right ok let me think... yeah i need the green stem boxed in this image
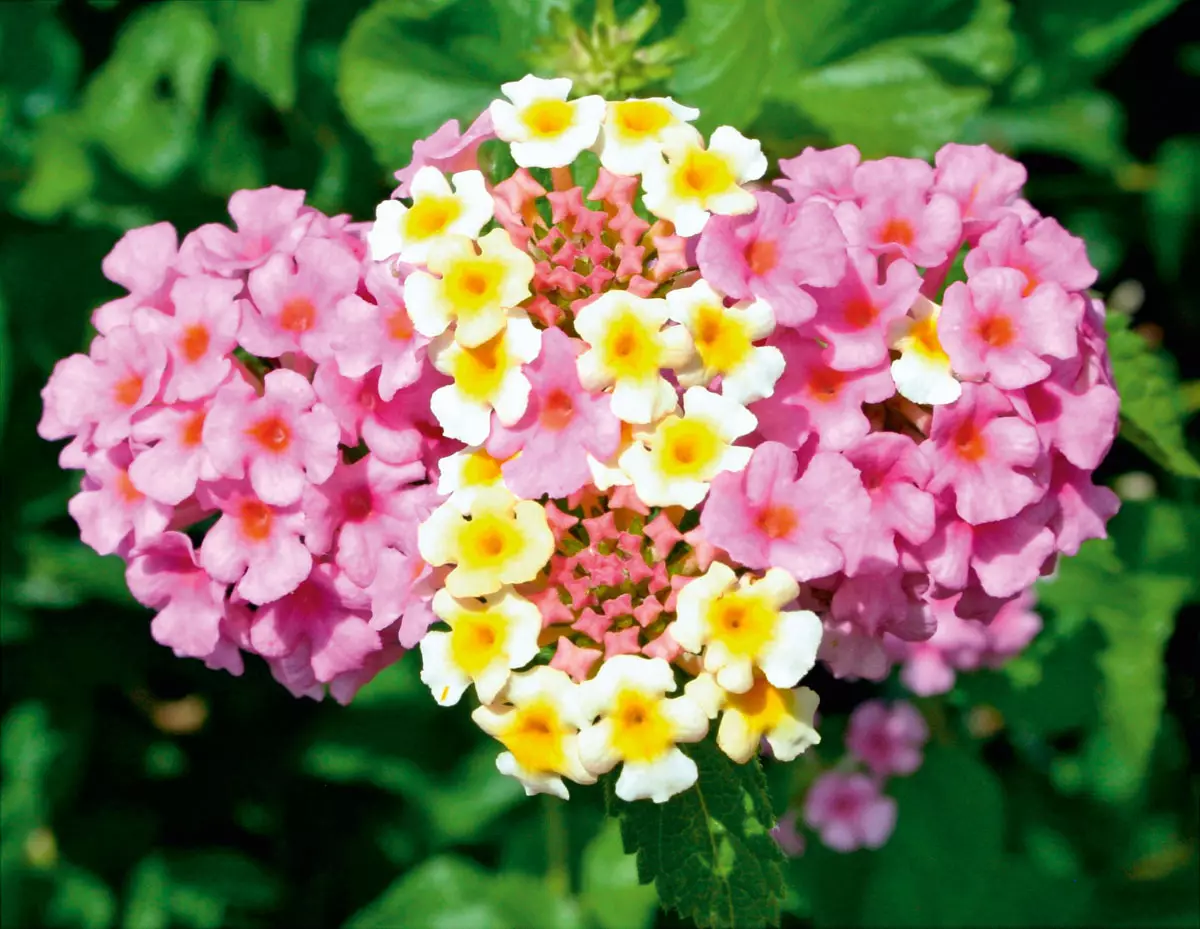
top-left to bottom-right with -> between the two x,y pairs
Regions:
544,795 -> 569,897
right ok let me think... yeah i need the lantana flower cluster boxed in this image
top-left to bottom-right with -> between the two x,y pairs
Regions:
40,75 -> 1119,807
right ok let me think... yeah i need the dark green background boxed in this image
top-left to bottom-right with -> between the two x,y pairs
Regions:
1,1 -> 1197,927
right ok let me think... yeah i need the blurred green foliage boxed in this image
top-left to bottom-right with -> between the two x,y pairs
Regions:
1,0 -> 1198,927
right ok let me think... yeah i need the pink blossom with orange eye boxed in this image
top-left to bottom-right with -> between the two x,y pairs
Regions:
68,444 -> 172,557
203,369 -> 340,507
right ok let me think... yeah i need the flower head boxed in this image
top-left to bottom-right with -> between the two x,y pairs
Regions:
489,75 -> 605,169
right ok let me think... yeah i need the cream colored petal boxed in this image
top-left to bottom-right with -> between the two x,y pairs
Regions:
615,748 -> 698,803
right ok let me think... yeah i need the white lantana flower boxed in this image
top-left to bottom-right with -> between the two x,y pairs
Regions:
888,295 -> 963,405
578,655 -> 709,803
417,487 -> 554,599
666,281 -> 784,404
428,311 -> 542,446
437,446 -> 510,513
718,677 -> 821,764
672,564 -> 823,695
619,387 -> 756,508
489,75 -> 606,169
420,586 -> 541,705
367,167 -> 493,265
473,666 -> 597,800
641,125 -> 767,236
405,229 -> 535,348
599,97 -> 700,176
574,291 -> 692,425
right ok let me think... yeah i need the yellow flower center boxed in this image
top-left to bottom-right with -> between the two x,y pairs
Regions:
403,195 -> 462,241
725,675 -> 788,731
457,513 -> 521,567
451,331 -> 510,401
609,689 -> 674,763
707,591 -> 776,657
612,100 -> 672,139
600,310 -> 661,380
692,304 -> 752,373
908,315 -> 948,362
674,149 -> 734,200
448,609 -> 508,677
502,700 -> 568,772
462,449 -> 504,486
522,99 -> 574,138
443,258 -> 504,314
655,417 -> 722,479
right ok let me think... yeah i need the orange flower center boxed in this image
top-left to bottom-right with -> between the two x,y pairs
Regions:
843,297 -> 878,329
238,499 -> 273,541
954,421 -> 987,462
247,414 -> 291,452
280,297 -> 317,333
745,239 -> 778,276
387,307 -> 414,341
539,388 -> 575,431
113,374 -> 144,407
755,504 -> 797,539
181,411 -> 206,447
977,314 -> 1015,348
179,324 -> 210,362
879,217 -> 915,247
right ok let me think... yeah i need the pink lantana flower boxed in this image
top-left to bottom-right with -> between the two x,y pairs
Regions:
312,365 -> 426,466
304,455 -> 428,587
197,480 -> 312,605
129,395 -> 223,505
204,369 -> 340,506
829,570 -> 933,644
918,493 -> 1057,599
701,441 -> 869,581
180,186 -> 314,277
924,383 -> 1046,526
137,276 -> 244,402
93,222 -> 179,333
845,700 -> 929,777
939,268 -> 1082,389
68,445 -> 172,556
964,214 -> 1097,295
696,191 -> 846,326
126,532 -> 241,670
391,111 -> 495,198
808,249 -> 922,371
841,157 -> 963,267
47,325 -> 167,450
1013,352 -> 1119,472
775,144 -> 860,204
247,563 -> 381,697
751,332 -> 894,451
803,771 -> 898,852
839,433 -> 936,574
932,143 -> 1027,240
240,237 -> 361,359
328,262 -> 428,400
1049,454 -> 1120,556
486,327 -> 622,498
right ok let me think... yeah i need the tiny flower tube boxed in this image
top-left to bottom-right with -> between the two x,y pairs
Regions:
428,310 -> 543,446
405,229 -> 535,347
472,666 -> 597,799
578,655 -> 709,803
599,96 -> 700,176
667,281 -> 784,404
642,125 -> 767,236
417,487 -> 554,599
673,563 -> 823,694
368,166 -> 493,264
574,290 -> 692,424
888,295 -> 962,406
619,387 -> 757,508
420,586 -> 542,705
489,74 -> 606,169
718,677 -> 821,764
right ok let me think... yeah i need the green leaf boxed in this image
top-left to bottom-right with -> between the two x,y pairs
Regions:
891,0 -> 1017,84
345,856 -> 580,929
13,113 -> 94,221
81,2 -> 218,187
46,865 -> 116,929
1105,311 -> 1200,478
11,534 -> 135,610
785,48 -> 990,159
123,855 -> 171,929
608,737 -> 785,929
0,285 -> 9,444
1147,135 -> 1200,282
337,0 -> 497,172
197,104 -> 266,198
964,90 -> 1128,171
580,820 -> 658,929
211,0 -> 306,111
